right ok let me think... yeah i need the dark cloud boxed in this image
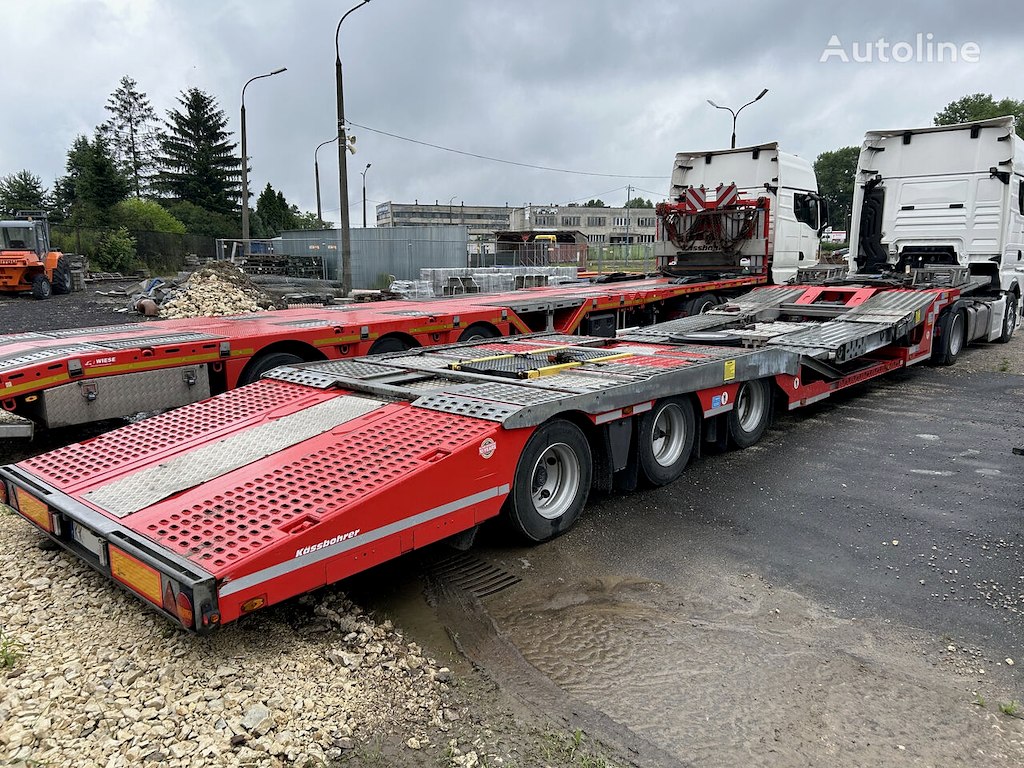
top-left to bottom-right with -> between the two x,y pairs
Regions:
2,0 -> 1019,223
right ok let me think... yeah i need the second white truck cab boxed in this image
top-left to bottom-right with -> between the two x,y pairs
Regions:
655,142 -> 826,284
850,116 -> 1024,317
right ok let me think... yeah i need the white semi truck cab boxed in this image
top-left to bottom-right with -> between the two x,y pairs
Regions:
850,116 -> 1024,309
655,143 -> 826,284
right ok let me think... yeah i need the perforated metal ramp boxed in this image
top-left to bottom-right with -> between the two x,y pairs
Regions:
767,290 -> 936,362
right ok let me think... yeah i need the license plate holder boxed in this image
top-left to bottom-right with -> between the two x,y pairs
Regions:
71,522 -> 107,565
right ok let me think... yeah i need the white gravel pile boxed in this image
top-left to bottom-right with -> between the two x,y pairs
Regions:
159,264 -> 277,319
0,514 -> 462,767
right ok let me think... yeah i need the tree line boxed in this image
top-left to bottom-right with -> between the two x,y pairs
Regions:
814,93 -> 1024,244
0,76 -> 325,270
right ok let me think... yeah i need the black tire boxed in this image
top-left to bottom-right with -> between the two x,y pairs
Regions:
51,256 -> 72,295
458,323 -> 500,342
683,293 -> 718,316
30,273 -> 51,300
505,420 -> 592,543
238,351 -> 304,385
931,308 -> 966,366
727,379 -> 772,449
997,293 -> 1018,344
638,397 -> 696,486
368,335 -> 413,355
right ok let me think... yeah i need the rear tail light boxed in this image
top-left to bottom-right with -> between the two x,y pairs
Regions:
13,486 -> 53,532
176,591 -> 194,629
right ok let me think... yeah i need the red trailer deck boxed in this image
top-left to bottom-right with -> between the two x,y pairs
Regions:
0,273 -> 762,435
1,270 -> 1007,632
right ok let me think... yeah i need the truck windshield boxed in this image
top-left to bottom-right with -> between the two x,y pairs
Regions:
0,226 -> 37,250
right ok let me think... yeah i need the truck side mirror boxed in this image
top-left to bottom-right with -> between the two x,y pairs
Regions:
817,198 -> 830,237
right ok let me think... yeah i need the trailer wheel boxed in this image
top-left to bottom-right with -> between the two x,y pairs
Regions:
727,379 -> 772,448
506,419 -> 592,543
932,308 -> 966,366
238,352 -> 304,385
30,274 -> 52,300
997,293 -> 1018,344
458,323 -> 500,342
368,335 -> 412,355
638,397 -> 695,486
51,256 -> 73,295
684,293 -> 718,316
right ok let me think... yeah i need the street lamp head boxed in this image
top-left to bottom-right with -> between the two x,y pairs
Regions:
271,67 -> 287,75
707,99 -> 721,109
755,88 -> 769,101
365,163 -> 371,171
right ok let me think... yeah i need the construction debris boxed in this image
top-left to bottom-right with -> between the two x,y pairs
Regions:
159,264 -> 277,319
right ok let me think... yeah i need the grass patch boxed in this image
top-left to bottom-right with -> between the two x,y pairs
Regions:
0,628 -> 24,669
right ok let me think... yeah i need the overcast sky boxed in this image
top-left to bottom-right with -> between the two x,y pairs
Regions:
2,0 -> 1020,224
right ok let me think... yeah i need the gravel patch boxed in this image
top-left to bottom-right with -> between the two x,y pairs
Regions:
0,513 -> 507,767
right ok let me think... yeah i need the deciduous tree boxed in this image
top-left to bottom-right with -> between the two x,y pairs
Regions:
935,94 -> 1024,137
813,146 -> 859,235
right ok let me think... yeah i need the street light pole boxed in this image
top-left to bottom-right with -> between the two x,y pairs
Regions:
335,0 -> 370,296
706,88 -> 768,148
314,136 -> 337,228
361,163 -> 371,228
448,195 -> 457,224
240,67 -> 287,253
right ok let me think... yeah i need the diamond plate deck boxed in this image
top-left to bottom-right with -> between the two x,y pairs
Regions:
41,324 -> 153,338
767,320 -> 892,361
621,313 -> 735,339
411,393 -> 519,422
84,394 -> 386,518
841,290 -> 937,324
0,343 -> 105,373
0,332 -> 48,345
439,381 -> 574,406
95,332 -> 222,349
285,359 -> 400,379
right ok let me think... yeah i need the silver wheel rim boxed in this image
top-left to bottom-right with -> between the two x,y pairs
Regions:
651,403 -> 687,467
530,442 -> 580,520
949,313 -> 964,356
736,382 -> 766,433
1008,300 -> 1018,333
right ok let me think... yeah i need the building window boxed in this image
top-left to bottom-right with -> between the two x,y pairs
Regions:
587,216 -> 606,227
587,233 -> 606,243
561,215 -> 581,227
613,217 -> 629,227
635,217 -> 655,227
534,215 -> 555,226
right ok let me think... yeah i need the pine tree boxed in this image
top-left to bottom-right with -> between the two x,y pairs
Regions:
153,88 -> 242,215
255,183 -> 299,236
100,76 -> 158,197
0,170 -> 48,215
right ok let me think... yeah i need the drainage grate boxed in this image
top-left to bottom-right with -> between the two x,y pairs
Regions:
430,552 -> 521,598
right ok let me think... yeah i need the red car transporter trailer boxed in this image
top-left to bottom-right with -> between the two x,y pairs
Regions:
0,266 -> 1013,632
0,274 -> 763,437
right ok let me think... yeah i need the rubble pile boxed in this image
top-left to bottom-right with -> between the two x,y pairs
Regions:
158,263 -> 279,319
0,515 -> 474,767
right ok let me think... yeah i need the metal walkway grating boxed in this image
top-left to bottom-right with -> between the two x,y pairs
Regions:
430,552 -> 521,598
